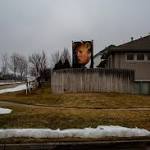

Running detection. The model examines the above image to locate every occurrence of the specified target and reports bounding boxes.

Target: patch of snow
[0,84,26,94]
[0,126,149,139]
[26,76,36,82]
[0,81,22,86]
[0,108,12,115]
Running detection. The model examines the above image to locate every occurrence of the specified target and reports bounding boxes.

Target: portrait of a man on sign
[72,41,93,68]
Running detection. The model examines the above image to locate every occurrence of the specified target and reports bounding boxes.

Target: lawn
[0,82,150,109]
[0,83,150,143]
[0,82,150,130]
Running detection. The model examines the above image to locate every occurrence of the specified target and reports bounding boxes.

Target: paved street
[0,140,150,150]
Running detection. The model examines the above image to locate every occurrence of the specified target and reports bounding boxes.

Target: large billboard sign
[72,40,93,68]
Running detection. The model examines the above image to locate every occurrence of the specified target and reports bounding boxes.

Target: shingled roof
[111,35,150,52]
[94,45,116,58]
[100,35,150,59]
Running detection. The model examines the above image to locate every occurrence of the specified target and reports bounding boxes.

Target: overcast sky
[0,0,150,57]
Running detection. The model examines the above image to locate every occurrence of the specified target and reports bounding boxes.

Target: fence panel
[51,68,135,94]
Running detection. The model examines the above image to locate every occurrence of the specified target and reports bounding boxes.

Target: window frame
[136,53,145,61]
[146,53,150,61]
[126,53,135,61]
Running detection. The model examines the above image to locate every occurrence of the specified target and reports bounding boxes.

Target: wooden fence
[51,68,135,94]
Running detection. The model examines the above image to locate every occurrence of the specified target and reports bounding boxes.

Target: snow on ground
[0,108,12,114]
[0,84,26,94]
[0,126,149,139]
[0,81,22,86]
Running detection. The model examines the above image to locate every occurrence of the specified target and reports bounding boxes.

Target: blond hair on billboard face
[76,42,91,65]
[84,42,91,50]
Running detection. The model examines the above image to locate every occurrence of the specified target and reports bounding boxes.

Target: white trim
[146,53,150,61]
[134,80,150,82]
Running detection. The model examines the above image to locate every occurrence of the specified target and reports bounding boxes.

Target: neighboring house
[101,35,150,81]
[93,50,103,68]
[93,45,116,68]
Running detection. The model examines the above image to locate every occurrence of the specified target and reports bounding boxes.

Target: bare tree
[1,53,9,75]
[17,55,28,79]
[61,48,71,64]
[51,51,60,68]
[52,48,71,70]
[29,51,47,78]
[10,53,19,78]
[29,53,41,77]
[10,53,28,80]
[40,51,47,73]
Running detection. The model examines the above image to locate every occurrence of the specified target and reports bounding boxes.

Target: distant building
[94,45,116,68]
[93,50,103,68]
[99,35,150,81]
[94,35,150,94]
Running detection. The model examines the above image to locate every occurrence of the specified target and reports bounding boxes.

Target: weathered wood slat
[51,68,135,94]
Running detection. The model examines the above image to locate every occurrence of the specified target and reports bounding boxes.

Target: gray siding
[107,53,150,81]
[134,81,150,95]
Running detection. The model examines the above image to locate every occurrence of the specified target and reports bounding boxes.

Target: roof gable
[94,45,116,58]
[112,35,150,51]
[95,35,150,60]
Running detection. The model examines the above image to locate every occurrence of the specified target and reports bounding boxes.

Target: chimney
[131,37,134,41]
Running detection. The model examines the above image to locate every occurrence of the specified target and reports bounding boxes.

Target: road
[0,140,150,150]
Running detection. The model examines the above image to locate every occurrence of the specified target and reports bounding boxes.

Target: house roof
[94,45,116,58]
[94,35,150,60]
[93,50,104,58]
[100,35,150,59]
[111,35,150,52]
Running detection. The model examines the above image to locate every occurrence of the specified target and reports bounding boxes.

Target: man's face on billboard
[76,44,91,65]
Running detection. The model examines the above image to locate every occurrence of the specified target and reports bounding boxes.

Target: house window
[137,53,144,61]
[147,53,150,60]
[127,53,134,60]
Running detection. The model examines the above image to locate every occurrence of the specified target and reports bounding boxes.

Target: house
[93,50,103,68]
[94,45,116,68]
[93,35,150,94]
[99,35,150,81]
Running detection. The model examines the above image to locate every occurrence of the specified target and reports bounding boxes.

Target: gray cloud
[0,0,150,57]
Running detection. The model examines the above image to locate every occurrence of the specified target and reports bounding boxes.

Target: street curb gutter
[0,139,150,150]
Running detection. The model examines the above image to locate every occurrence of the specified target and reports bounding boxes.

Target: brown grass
[0,83,150,109]
[0,103,150,129]
[0,83,150,143]
[0,83,150,129]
